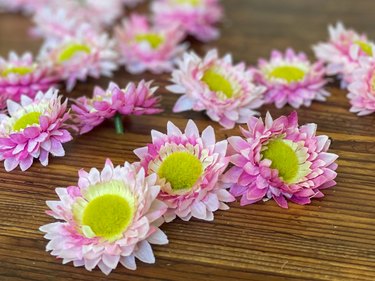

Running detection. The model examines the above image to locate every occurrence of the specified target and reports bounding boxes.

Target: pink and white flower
[168,49,265,129]
[40,159,168,275]
[72,80,163,135]
[0,88,72,172]
[134,120,235,222]
[252,48,329,109]
[151,0,223,42]
[222,112,338,208]
[115,14,186,74]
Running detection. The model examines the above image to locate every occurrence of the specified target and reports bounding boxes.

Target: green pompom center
[201,69,234,98]
[82,194,134,240]
[269,66,306,83]
[2,66,34,77]
[262,139,299,183]
[355,40,373,56]
[58,43,91,63]
[135,33,164,49]
[13,112,41,131]
[158,151,203,191]
[175,0,201,6]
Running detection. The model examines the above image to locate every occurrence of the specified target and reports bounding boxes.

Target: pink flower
[347,57,375,115]
[313,22,375,87]
[0,88,72,171]
[72,80,163,135]
[0,52,58,103]
[222,112,338,208]
[40,159,168,275]
[168,49,265,129]
[252,48,329,109]
[134,120,235,222]
[151,0,223,42]
[115,14,186,74]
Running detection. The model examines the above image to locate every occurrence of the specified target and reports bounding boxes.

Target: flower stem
[114,114,124,134]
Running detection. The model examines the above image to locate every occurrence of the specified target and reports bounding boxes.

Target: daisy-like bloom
[313,22,375,87]
[40,159,168,275]
[115,14,186,74]
[222,112,338,208]
[134,120,235,222]
[347,57,375,115]
[252,48,330,109]
[0,52,58,103]
[72,80,163,135]
[151,0,223,42]
[39,26,118,91]
[168,49,265,129]
[0,88,72,172]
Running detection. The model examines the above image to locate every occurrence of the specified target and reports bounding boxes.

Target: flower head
[40,159,168,275]
[115,14,186,74]
[252,48,329,109]
[72,80,163,134]
[168,49,265,129]
[151,0,223,42]
[222,112,338,208]
[0,88,72,171]
[134,120,235,222]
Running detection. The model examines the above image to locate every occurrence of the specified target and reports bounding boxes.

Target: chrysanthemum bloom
[115,14,186,74]
[134,120,235,222]
[40,159,168,275]
[0,88,72,171]
[0,52,58,103]
[39,26,118,91]
[72,80,163,135]
[222,112,338,208]
[151,0,223,42]
[168,49,265,129]
[347,57,375,115]
[252,48,330,109]
[313,22,375,87]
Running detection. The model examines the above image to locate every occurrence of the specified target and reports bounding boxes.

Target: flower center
[355,40,373,56]
[201,69,234,98]
[13,112,41,131]
[82,194,134,240]
[158,151,203,191]
[2,66,34,77]
[58,43,91,63]
[269,66,306,83]
[135,33,164,49]
[175,0,201,6]
[262,139,300,183]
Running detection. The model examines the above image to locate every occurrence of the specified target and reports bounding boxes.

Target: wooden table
[1,1,374,280]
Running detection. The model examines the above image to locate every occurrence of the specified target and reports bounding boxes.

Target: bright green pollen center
[58,43,91,63]
[262,139,299,183]
[2,66,33,77]
[135,33,164,49]
[355,40,373,56]
[269,66,306,83]
[175,0,201,6]
[82,194,133,240]
[158,151,203,191]
[201,69,234,98]
[13,112,41,131]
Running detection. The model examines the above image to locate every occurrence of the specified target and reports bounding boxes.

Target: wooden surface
[1,1,375,280]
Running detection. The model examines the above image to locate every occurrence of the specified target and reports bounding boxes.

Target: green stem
[114,114,124,134]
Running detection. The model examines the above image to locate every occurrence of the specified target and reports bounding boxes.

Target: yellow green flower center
[201,69,234,98]
[135,33,164,49]
[13,112,41,131]
[2,66,34,77]
[355,40,373,56]
[58,43,91,63]
[269,66,306,83]
[175,0,201,6]
[158,151,203,191]
[262,139,300,184]
[82,194,134,240]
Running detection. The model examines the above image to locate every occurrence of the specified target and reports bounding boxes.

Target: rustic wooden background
[0,1,374,280]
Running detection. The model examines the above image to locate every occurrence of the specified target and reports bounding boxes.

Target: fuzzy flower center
[355,40,373,56]
[58,43,91,63]
[13,112,41,131]
[2,66,34,77]
[175,0,201,6]
[202,69,234,98]
[158,151,203,191]
[269,66,306,83]
[135,33,164,49]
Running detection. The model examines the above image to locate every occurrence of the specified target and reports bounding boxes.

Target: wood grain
[1,1,375,280]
